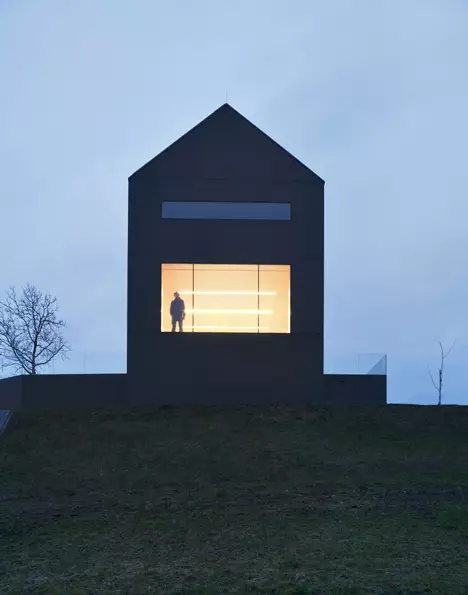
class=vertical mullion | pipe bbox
[257,265,260,334]
[192,264,195,332]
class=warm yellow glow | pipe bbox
[161,310,271,316]
[161,264,290,333]
[179,290,276,296]
[185,325,269,330]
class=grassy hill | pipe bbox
[1,404,468,595]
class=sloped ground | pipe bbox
[1,404,468,595]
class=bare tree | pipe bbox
[0,284,71,375]
[428,339,457,406]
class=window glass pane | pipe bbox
[193,265,258,332]
[259,265,290,334]
[161,264,193,332]
[161,264,290,333]
[162,201,291,220]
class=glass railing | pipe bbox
[0,410,12,435]
[47,352,126,375]
[0,353,126,377]
[325,353,387,376]
[2,351,387,377]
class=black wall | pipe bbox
[0,376,22,408]
[20,374,127,409]
[0,372,385,409]
[0,374,126,410]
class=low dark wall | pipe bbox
[0,376,23,408]
[323,374,387,404]
[127,374,386,406]
[19,374,127,409]
[130,376,326,406]
[0,370,386,410]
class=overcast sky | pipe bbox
[1,1,467,404]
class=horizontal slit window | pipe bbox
[162,201,291,220]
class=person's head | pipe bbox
[174,291,180,299]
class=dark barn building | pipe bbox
[0,104,386,409]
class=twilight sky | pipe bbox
[1,0,467,404]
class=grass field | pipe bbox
[1,404,468,594]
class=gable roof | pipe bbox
[130,103,324,184]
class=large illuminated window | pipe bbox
[161,264,290,333]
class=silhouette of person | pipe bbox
[170,291,185,332]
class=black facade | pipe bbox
[128,104,326,403]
